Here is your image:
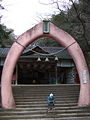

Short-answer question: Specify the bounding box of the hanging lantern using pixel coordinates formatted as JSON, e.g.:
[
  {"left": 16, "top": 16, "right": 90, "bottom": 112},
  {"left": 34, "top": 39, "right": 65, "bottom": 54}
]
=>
[
  {"left": 45, "top": 57, "right": 49, "bottom": 62},
  {"left": 55, "top": 56, "right": 59, "bottom": 61},
  {"left": 37, "top": 57, "right": 41, "bottom": 61}
]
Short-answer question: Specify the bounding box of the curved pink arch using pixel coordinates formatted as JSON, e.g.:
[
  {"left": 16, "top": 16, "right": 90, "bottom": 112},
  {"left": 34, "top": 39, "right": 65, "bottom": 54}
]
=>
[{"left": 1, "top": 22, "right": 90, "bottom": 109}]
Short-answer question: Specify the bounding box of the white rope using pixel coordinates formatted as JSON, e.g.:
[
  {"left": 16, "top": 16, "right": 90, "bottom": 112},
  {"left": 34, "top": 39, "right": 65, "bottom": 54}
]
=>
[{"left": 31, "top": 41, "right": 76, "bottom": 56}]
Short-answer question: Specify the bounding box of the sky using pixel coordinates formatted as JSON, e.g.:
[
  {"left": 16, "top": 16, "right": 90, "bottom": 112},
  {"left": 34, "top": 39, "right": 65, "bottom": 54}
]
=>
[{"left": 1, "top": 0, "right": 73, "bottom": 36}]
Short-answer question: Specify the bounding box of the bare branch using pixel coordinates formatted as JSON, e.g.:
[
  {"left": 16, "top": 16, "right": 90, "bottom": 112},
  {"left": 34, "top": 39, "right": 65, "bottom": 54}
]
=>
[
  {"left": 70, "top": 0, "right": 89, "bottom": 51},
  {"left": 55, "top": 1, "right": 64, "bottom": 12},
  {"left": 0, "top": 4, "right": 4, "bottom": 9}
]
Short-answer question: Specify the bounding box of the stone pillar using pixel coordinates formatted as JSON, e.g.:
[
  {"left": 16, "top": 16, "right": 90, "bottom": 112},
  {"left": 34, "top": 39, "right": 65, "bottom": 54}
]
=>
[{"left": 67, "top": 43, "right": 90, "bottom": 106}]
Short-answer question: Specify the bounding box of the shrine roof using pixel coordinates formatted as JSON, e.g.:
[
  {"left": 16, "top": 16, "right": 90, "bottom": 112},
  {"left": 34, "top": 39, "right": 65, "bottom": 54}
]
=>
[{"left": 0, "top": 45, "right": 71, "bottom": 59}]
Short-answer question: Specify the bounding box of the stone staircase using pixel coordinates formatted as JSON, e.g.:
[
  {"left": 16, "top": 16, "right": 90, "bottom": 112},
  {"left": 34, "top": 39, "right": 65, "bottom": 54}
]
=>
[{"left": 0, "top": 84, "right": 90, "bottom": 120}]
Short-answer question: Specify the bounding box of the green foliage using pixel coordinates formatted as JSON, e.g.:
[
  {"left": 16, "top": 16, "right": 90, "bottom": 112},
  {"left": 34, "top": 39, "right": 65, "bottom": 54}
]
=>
[
  {"left": 36, "top": 37, "right": 60, "bottom": 47},
  {"left": 0, "top": 24, "right": 15, "bottom": 47},
  {"left": 37, "top": 0, "right": 90, "bottom": 52},
  {"left": 0, "top": 0, "right": 15, "bottom": 47}
]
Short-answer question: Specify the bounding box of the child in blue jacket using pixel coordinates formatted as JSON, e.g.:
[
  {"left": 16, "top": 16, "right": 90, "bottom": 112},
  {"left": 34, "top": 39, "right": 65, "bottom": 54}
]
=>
[{"left": 47, "top": 93, "right": 56, "bottom": 110}]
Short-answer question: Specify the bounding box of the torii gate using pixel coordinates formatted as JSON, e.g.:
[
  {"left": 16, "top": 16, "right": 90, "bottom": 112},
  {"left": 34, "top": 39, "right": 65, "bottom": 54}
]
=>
[{"left": 1, "top": 21, "right": 90, "bottom": 109}]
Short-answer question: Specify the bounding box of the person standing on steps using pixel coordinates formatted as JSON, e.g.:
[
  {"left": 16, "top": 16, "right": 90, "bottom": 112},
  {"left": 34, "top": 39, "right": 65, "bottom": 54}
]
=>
[{"left": 47, "top": 93, "right": 56, "bottom": 110}]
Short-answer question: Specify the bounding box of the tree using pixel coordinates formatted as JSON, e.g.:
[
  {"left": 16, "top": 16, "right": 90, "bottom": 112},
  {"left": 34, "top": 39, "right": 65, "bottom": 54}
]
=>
[
  {"left": 36, "top": 37, "right": 61, "bottom": 47},
  {"left": 0, "top": 0, "right": 15, "bottom": 47},
  {"left": 0, "top": 24, "right": 15, "bottom": 47},
  {"left": 37, "top": 0, "right": 90, "bottom": 64},
  {"left": 68, "top": 0, "right": 90, "bottom": 51},
  {"left": 41, "top": 0, "right": 90, "bottom": 52}
]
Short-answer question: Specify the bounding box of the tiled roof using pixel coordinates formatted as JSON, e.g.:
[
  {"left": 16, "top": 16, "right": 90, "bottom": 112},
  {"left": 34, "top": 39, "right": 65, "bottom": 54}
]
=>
[
  {"left": 0, "top": 45, "right": 72, "bottom": 59},
  {"left": 0, "top": 48, "right": 10, "bottom": 57},
  {"left": 36, "top": 46, "right": 71, "bottom": 59},
  {"left": 41, "top": 46, "right": 63, "bottom": 53}
]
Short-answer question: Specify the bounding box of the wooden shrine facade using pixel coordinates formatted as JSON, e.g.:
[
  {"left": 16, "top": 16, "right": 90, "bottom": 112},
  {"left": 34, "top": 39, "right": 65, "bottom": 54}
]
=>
[{"left": 0, "top": 45, "right": 79, "bottom": 85}]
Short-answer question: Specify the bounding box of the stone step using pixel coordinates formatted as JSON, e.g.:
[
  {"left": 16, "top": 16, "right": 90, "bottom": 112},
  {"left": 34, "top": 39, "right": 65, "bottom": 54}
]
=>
[
  {"left": 14, "top": 96, "right": 78, "bottom": 98},
  {"left": 1, "top": 85, "right": 90, "bottom": 120},
  {"left": 14, "top": 94, "right": 79, "bottom": 97},
  {"left": 0, "top": 107, "right": 90, "bottom": 114},
  {"left": 15, "top": 101, "right": 77, "bottom": 104},
  {"left": 13, "top": 92, "right": 79, "bottom": 95},
  {"left": 12, "top": 85, "right": 80, "bottom": 91},
  {"left": 13, "top": 89, "right": 79, "bottom": 92},
  {"left": 13, "top": 90, "right": 79, "bottom": 93},
  {"left": 14, "top": 96, "right": 78, "bottom": 101},
  {"left": 0, "top": 106, "right": 89, "bottom": 111},
  {"left": 0, "top": 112, "right": 90, "bottom": 118},
  {"left": 15, "top": 103, "right": 77, "bottom": 108},
  {"left": 16, "top": 102, "right": 77, "bottom": 106},
  {"left": 13, "top": 91, "right": 79, "bottom": 93},
  {"left": 0, "top": 117, "right": 90, "bottom": 120},
  {"left": 0, "top": 112, "right": 90, "bottom": 119}
]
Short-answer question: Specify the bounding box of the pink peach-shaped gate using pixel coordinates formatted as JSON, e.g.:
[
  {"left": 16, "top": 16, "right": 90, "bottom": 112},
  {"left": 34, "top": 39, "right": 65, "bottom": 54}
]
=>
[{"left": 1, "top": 21, "right": 90, "bottom": 109}]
